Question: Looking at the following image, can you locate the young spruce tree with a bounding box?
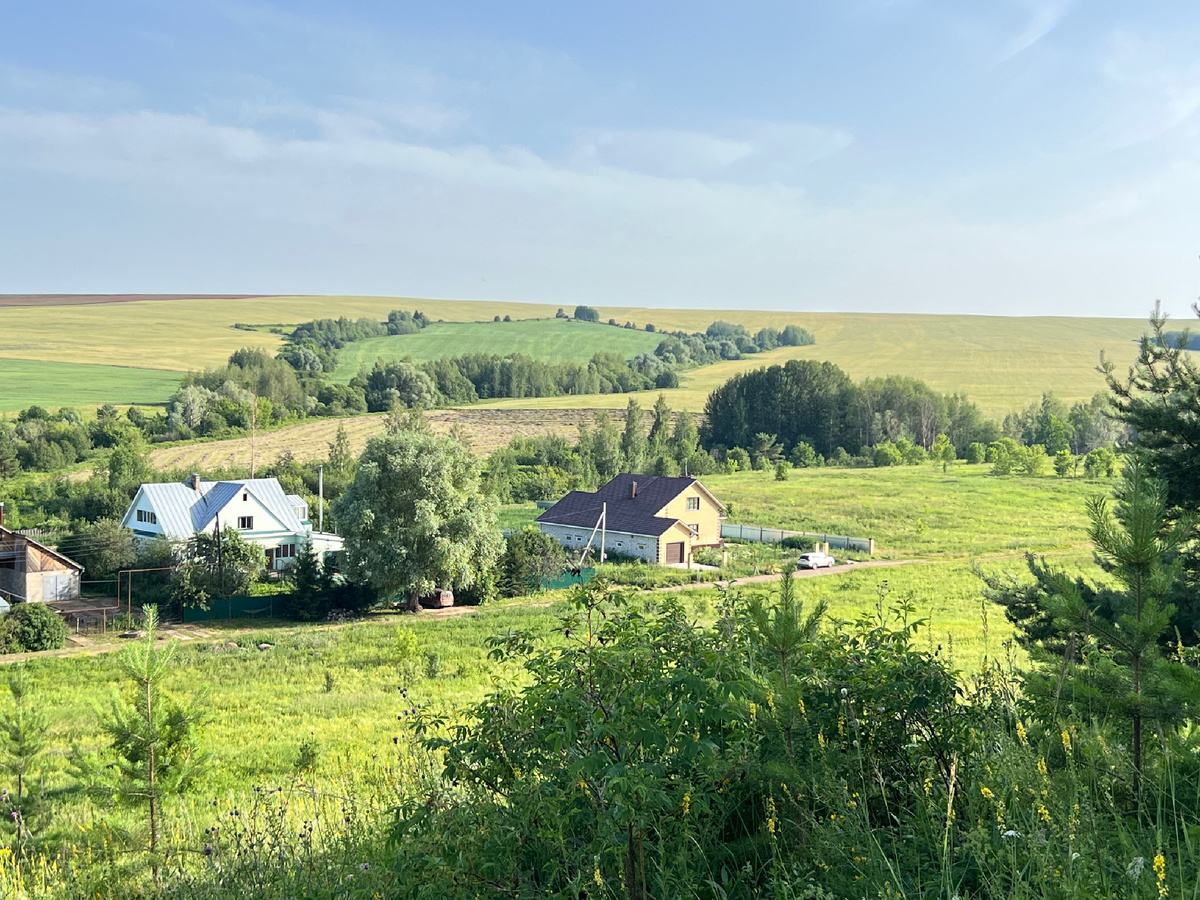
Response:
[78,605,208,875]
[985,455,1198,796]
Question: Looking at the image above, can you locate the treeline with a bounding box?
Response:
[701,359,1123,467]
[484,395,711,503]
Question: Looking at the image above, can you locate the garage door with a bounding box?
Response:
[665,542,685,564]
[42,574,72,601]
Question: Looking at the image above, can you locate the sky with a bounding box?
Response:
[2,1,1200,317]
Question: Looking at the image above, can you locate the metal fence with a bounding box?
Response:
[182,594,286,622]
[720,523,874,554]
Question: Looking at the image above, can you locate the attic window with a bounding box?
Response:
[136,510,157,525]
[687,497,700,511]
[242,492,249,502]
[237,516,254,530]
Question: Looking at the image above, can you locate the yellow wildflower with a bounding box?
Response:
[1015,719,1028,745]
[818,732,826,748]
[749,702,757,722]
[1038,804,1051,824]
[594,865,604,887]
[1061,729,1072,753]
[838,713,845,737]
[923,775,933,796]
[766,796,778,835]
[1155,853,1168,898]
[1038,758,1048,778]
[682,792,691,817]
[767,690,776,714]
[798,696,807,719]
[980,786,995,800]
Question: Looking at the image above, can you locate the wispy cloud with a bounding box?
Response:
[998,0,1075,60]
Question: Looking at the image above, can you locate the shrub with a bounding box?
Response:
[4,603,68,653]
[573,305,600,323]
[965,441,986,464]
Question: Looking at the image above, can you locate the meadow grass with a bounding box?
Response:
[0,359,182,413]
[705,462,1104,557]
[329,319,663,380]
[22,557,1026,837]
[0,294,1152,414]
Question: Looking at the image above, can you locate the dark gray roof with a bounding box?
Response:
[536,474,702,538]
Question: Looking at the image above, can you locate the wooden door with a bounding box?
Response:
[666,542,685,564]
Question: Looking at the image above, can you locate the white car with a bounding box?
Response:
[796,551,836,570]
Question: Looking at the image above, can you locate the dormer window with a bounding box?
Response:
[242,492,248,502]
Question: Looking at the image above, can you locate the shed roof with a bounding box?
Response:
[0,526,83,572]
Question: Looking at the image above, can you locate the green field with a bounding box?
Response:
[708,463,1102,558]
[0,294,1157,415]
[0,359,182,413]
[329,319,664,381]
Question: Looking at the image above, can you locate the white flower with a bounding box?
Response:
[1127,857,1147,881]
[1002,830,1021,840]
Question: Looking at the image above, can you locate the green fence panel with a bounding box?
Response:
[182,594,284,622]
[540,569,597,591]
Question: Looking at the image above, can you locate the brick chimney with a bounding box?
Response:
[188,473,202,492]
[630,480,638,499]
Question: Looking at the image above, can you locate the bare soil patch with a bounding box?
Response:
[0,294,272,308]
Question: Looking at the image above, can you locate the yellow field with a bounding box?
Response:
[0,295,1153,417]
[147,407,621,471]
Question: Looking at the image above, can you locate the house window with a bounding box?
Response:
[686,497,700,511]
[689,523,700,535]
[136,509,157,525]
[242,492,249,502]
[637,544,645,550]
[237,516,254,530]
[276,543,296,559]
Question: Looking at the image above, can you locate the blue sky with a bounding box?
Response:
[2,1,1199,316]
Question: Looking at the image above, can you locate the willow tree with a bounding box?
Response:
[334,429,503,612]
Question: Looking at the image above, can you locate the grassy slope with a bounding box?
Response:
[27,559,1026,842]
[708,463,1100,558]
[329,319,663,381]
[0,359,183,413]
[0,294,1151,416]
[485,313,1150,417]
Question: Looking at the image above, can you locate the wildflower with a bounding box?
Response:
[1002,830,1021,839]
[682,792,691,817]
[838,713,845,737]
[1015,719,1028,745]
[923,775,933,796]
[749,702,757,722]
[980,786,995,800]
[1154,852,1168,897]
[765,796,777,835]
[798,696,807,719]
[1038,758,1048,778]
[1038,805,1051,824]
[1127,857,1147,881]
[361,862,370,872]
[818,732,826,748]
[594,865,604,887]
[1061,729,1072,753]
[767,690,776,714]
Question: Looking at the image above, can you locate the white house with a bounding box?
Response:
[121,474,343,570]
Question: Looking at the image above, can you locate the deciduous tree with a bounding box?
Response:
[335,430,503,612]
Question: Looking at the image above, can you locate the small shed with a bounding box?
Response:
[0,525,83,603]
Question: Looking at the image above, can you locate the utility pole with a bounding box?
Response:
[249,393,258,478]
[600,501,606,564]
[318,465,324,532]
[214,516,224,596]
